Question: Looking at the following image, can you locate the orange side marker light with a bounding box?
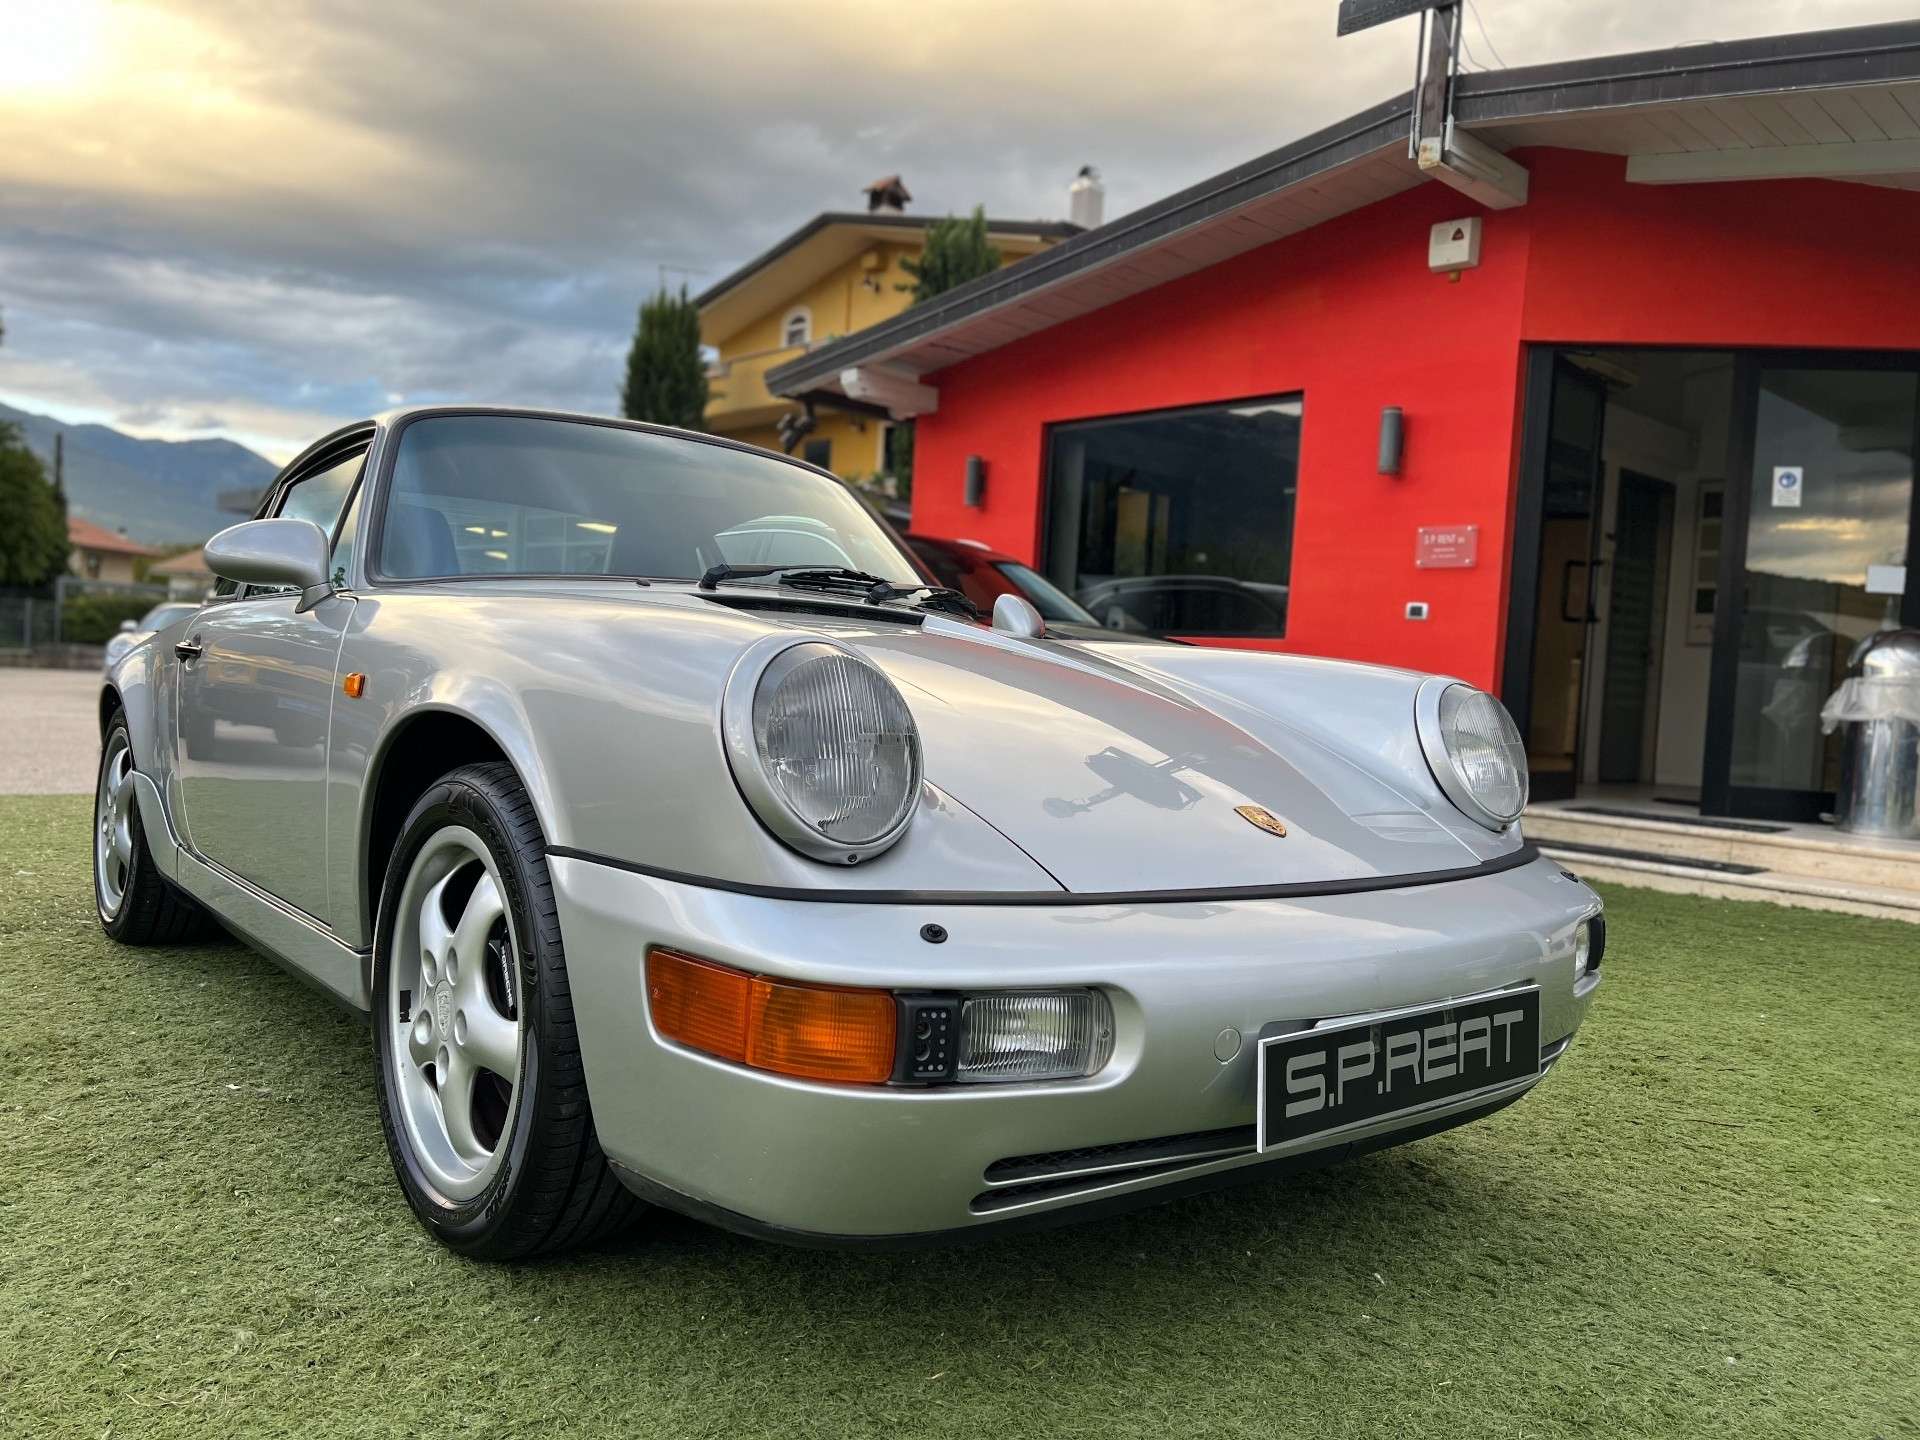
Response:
[342,672,366,699]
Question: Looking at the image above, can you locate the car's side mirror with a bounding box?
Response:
[202,518,336,613]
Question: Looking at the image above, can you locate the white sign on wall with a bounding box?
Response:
[1771,465,1804,508]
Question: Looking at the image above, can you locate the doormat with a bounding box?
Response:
[1564,805,1789,834]
[1540,838,1768,874]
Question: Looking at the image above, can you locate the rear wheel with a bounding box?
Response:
[94,711,213,945]
[370,762,640,1258]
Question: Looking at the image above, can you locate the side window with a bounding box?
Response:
[244,450,364,598]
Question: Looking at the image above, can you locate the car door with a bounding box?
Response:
[174,445,364,921]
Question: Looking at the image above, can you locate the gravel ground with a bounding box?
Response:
[0,667,104,795]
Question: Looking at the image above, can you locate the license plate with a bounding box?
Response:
[1257,987,1541,1151]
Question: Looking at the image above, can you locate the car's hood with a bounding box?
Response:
[852,624,1478,893]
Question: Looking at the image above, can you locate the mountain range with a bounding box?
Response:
[0,401,278,547]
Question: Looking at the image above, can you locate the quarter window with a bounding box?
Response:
[1043,395,1301,637]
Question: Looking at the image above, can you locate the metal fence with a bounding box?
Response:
[0,578,168,649]
[0,595,58,650]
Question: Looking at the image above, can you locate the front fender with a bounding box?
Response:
[102,634,179,801]
[328,589,1062,946]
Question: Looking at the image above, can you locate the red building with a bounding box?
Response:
[771,20,1920,824]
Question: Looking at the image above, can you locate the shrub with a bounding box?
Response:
[62,592,158,645]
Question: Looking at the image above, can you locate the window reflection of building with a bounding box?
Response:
[1044,396,1301,638]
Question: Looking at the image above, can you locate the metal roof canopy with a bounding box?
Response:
[769,20,1920,414]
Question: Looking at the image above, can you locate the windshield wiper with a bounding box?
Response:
[864,582,981,620]
[697,563,891,591]
[695,563,981,620]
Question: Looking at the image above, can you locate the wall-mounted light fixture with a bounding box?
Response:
[964,455,989,508]
[1378,406,1404,477]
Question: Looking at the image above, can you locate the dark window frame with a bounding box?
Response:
[1038,390,1303,639]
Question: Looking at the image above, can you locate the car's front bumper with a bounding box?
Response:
[551,853,1603,1244]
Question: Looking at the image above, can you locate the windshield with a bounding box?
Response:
[140,603,198,630]
[377,415,920,584]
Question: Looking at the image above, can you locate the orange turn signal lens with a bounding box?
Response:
[646,949,751,1063]
[646,948,897,1085]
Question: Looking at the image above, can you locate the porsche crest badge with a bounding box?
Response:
[1235,804,1289,837]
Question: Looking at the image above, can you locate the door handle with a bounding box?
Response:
[174,636,204,662]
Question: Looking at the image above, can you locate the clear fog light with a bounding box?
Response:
[1572,921,1593,980]
[956,990,1114,1084]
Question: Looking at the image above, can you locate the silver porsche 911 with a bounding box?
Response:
[95,406,1603,1257]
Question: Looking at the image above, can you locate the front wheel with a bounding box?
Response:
[370,762,640,1258]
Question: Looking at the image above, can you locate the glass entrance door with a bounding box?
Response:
[1518,360,1608,802]
[1704,360,1920,820]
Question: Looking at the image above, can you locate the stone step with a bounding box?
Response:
[1525,806,1920,892]
[1536,843,1920,924]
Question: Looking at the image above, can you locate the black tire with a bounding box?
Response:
[370,761,641,1259]
[94,709,215,945]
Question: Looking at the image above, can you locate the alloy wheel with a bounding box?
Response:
[95,732,136,919]
[387,827,525,1202]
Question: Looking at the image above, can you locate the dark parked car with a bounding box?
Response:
[905,535,1105,628]
[1076,575,1289,637]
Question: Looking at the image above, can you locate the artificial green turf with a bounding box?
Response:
[1,793,1914,1439]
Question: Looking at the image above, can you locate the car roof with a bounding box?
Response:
[907,533,1015,564]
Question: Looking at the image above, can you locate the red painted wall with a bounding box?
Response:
[908,148,1920,689]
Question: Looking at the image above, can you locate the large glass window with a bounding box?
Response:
[376,415,919,583]
[1043,396,1300,636]
[1727,366,1916,800]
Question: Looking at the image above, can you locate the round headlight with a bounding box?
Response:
[1416,679,1529,830]
[723,637,922,863]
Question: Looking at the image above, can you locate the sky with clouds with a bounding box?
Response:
[1,0,1913,462]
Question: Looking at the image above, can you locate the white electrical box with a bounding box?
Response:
[1428,217,1482,273]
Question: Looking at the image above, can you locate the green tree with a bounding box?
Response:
[0,426,70,588]
[619,286,708,430]
[889,208,1002,499]
[899,206,1002,304]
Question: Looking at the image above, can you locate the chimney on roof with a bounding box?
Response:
[864,175,911,214]
[1069,165,1104,229]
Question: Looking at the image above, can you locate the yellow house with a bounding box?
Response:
[697,177,1080,478]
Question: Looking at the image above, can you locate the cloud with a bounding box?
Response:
[2,0,1916,460]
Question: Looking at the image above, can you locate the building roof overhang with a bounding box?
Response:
[695,211,1082,346]
[67,517,160,557]
[767,19,1920,413]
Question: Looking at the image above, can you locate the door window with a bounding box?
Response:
[243,451,365,598]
